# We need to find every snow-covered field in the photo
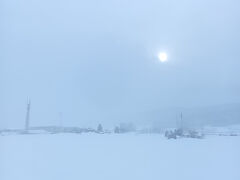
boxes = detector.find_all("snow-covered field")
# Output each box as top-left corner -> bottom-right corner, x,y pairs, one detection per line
0,134 -> 240,180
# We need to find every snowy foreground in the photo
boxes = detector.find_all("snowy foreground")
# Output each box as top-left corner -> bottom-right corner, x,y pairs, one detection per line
0,134 -> 240,180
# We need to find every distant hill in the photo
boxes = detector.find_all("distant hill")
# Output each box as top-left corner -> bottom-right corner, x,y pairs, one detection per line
134,103 -> 240,128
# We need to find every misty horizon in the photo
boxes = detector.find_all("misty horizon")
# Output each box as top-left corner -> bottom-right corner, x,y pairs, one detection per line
1,0 -> 240,129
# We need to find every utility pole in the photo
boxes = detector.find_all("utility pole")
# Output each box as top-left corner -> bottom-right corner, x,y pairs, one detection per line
58,112 -> 62,127
180,112 -> 183,129
25,100 -> 31,132
176,113 -> 179,128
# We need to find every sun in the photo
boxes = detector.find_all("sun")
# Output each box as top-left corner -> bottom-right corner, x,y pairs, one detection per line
158,52 -> 168,62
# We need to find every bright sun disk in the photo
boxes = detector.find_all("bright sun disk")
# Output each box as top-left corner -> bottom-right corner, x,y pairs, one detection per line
158,52 -> 168,62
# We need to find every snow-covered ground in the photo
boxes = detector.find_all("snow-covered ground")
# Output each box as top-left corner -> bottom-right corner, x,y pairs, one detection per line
0,134 -> 240,180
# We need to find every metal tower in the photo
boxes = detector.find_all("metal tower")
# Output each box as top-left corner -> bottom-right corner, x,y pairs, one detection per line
25,100 -> 31,131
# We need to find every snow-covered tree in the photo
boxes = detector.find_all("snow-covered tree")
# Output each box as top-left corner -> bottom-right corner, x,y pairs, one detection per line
114,126 -> 120,133
97,124 -> 103,132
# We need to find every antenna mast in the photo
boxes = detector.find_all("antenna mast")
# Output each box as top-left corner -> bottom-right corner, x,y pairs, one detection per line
25,100 -> 31,132
180,112 -> 183,129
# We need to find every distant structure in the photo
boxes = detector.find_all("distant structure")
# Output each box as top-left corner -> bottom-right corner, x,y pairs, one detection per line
58,112 -> 63,127
180,112 -> 183,129
176,112 -> 184,129
25,100 -> 31,132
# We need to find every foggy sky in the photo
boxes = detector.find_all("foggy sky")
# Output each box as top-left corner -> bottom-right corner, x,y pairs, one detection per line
1,0 -> 240,128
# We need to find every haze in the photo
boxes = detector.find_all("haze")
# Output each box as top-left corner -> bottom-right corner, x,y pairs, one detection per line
1,0 -> 240,128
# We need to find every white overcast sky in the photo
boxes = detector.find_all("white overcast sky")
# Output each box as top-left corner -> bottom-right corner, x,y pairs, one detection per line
1,0 -> 240,128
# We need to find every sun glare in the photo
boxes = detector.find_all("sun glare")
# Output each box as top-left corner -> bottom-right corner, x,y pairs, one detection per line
158,52 -> 168,62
